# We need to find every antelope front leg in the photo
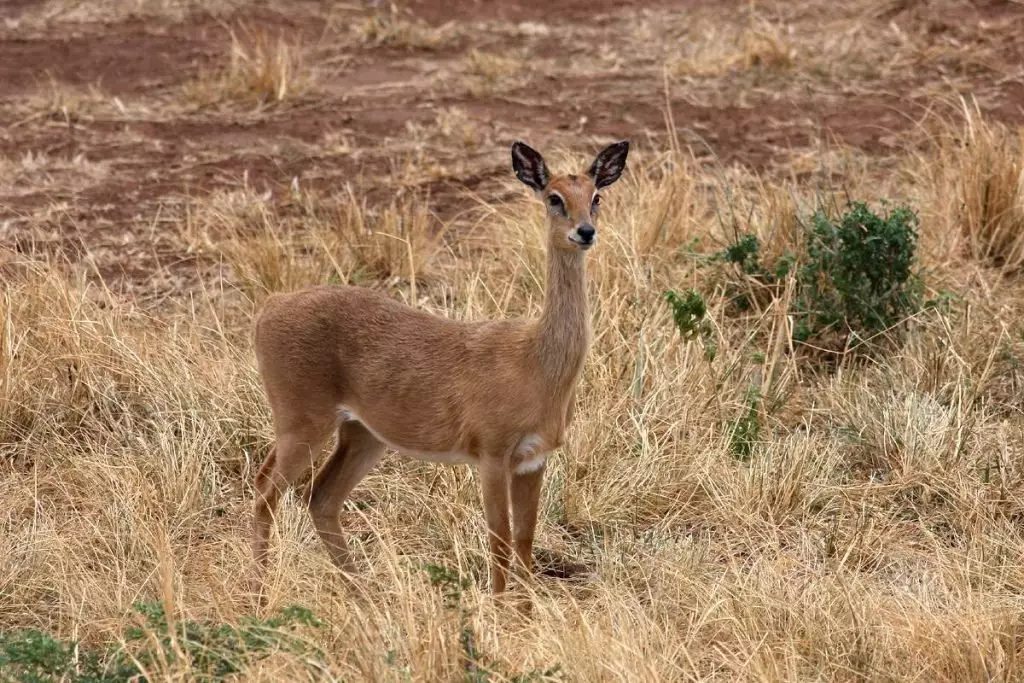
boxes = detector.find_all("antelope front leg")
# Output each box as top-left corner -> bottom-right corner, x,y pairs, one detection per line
478,458 -> 512,594
511,465 -> 545,578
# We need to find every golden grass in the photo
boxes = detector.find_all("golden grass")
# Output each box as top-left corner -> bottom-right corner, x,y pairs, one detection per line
190,186 -> 447,305
5,0 -> 1024,677
5,99 -> 1024,680
668,17 -> 797,79
184,24 -> 312,108
348,4 -> 460,51
926,99 -> 1024,271
23,0 -> 243,24
459,49 -> 532,97
660,1 -> 1005,99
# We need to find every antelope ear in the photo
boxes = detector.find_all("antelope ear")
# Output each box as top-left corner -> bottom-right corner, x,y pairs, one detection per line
587,141 -> 629,189
511,141 -> 550,192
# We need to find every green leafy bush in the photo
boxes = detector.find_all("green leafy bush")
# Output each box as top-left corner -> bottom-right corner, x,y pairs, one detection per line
794,201 -> 923,346
0,629 -> 115,683
665,201 -> 926,460
710,200 -> 926,352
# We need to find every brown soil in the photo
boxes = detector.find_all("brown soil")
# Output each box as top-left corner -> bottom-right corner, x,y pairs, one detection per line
2,0 -> 1023,295
401,0 -> 735,24
1,29 -> 208,95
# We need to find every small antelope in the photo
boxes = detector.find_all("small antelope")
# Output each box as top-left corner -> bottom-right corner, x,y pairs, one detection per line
251,140 -> 629,594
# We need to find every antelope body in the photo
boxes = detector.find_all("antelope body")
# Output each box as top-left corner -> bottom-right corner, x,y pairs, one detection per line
251,140 -> 629,594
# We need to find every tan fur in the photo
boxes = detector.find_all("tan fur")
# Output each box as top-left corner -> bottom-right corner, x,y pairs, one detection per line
249,141 -> 628,596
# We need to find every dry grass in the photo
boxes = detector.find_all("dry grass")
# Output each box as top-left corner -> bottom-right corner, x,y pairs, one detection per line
661,1 -> 1011,101
916,98 -> 1024,271
6,100 -> 1024,680
667,17 -> 798,79
184,24 -> 313,108
459,49 -> 532,97
0,150 -> 109,198
184,185 -> 447,305
5,0 -> 1024,680
348,4 -> 460,51
23,0 -> 243,24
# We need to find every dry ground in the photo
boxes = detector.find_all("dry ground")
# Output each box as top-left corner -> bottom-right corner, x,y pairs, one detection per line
3,0 -> 1024,680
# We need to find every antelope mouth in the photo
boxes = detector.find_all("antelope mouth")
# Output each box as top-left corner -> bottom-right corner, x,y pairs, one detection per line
568,234 -> 595,249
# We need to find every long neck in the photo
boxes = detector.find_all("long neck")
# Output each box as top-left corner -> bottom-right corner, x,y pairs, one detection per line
538,245 -> 590,386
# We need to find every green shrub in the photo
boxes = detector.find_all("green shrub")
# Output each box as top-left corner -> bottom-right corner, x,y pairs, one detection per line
124,601 -> 323,681
666,201 -> 926,460
0,629 -> 112,683
794,201 -> 923,346
711,200 -> 925,352
727,385 -> 761,462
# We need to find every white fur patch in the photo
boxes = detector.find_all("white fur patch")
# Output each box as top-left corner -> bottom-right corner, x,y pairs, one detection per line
513,433 -> 549,474
514,454 -> 548,475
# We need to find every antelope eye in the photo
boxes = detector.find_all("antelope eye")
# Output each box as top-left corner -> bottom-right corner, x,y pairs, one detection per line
547,194 -> 565,214
591,194 -> 601,213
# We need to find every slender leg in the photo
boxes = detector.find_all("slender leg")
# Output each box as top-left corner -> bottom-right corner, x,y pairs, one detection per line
511,465 -> 545,577
251,428 -> 328,591
251,444 -> 278,574
308,422 -> 385,572
478,457 -> 513,594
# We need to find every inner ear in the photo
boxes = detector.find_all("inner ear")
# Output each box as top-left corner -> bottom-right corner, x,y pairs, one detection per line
587,141 -> 630,189
511,141 -> 550,192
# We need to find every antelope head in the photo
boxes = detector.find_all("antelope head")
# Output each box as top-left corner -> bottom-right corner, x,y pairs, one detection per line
511,140 -> 630,252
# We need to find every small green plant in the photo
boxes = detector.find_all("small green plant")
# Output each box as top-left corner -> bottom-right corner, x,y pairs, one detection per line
664,288 -> 706,339
0,629 -> 118,682
419,561 -> 473,609
663,288 -> 717,360
0,602 -> 324,683
125,601 -> 324,680
713,234 -> 795,311
727,386 -> 761,461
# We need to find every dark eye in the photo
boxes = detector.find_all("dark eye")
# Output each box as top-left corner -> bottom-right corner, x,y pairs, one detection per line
547,194 -> 565,214
591,194 -> 601,213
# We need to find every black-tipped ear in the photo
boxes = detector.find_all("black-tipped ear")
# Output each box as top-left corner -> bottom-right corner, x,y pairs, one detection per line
511,141 -> 550,192
587,141 -> 629,189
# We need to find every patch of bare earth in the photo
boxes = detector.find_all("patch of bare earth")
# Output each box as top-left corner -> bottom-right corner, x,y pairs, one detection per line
3,0 -> 1022,296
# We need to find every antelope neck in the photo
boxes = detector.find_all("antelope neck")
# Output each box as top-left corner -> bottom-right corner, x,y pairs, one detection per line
537,243 -> 590,386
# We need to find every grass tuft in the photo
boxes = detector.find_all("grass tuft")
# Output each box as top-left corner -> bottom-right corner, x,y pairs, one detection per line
184,24 -> 311,108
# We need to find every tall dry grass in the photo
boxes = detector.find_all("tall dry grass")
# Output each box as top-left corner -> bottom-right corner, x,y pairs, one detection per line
913,98 -> 1024,272
183,24 -> 313,108
186,185 -> 447,306
4,107 -> 1024,681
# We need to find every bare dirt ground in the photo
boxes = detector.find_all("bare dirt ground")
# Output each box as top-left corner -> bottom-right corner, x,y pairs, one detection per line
3,0 -> 1022,295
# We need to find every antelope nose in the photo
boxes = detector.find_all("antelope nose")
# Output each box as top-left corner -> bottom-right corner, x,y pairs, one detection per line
577,225 -> 596,243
